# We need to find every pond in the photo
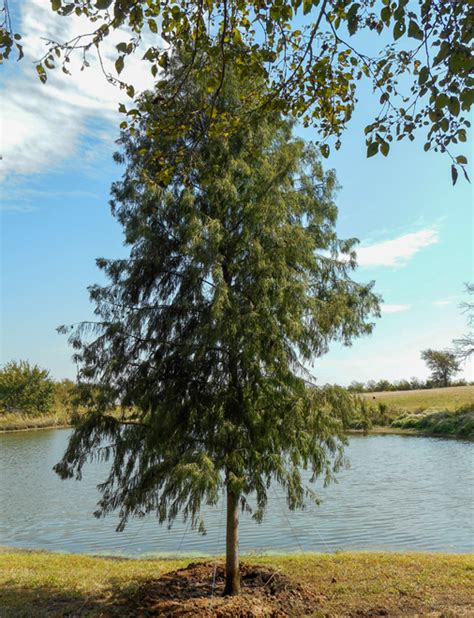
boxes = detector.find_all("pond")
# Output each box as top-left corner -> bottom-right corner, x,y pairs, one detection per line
0,429 -> 472,556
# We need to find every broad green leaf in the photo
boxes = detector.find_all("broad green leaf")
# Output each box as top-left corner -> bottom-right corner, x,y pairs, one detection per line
451,164 -> 458,185
367,141 -> 378,157
393,19 -> 406,41
320,144 -> 330,158
408,20 -> 423,41
96,0 -> 113,9
418,66 -> 429,85
435,93 -> 448,110
380,141 -> 390,157
381,6 -> 391,24
448,97 -> 460,116
115,56 -> 124,75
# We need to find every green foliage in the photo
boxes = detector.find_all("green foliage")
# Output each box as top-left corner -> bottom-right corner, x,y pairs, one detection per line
6,0 -> 472,180
53,378 -> 78,411
0,360 -> 54,414
0,0 -> 23,63
391,406 -> 474,438
421,348 -> 461,388
348,376 -> 437,393
55,59 -> 379,544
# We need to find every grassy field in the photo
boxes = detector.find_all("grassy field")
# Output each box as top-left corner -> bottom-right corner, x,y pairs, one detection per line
357,385 -> 474,438
0,549 -> 472,616
363,385 -> 474,412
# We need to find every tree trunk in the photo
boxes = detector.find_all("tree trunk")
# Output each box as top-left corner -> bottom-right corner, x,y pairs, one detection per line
223,486 -> 241,595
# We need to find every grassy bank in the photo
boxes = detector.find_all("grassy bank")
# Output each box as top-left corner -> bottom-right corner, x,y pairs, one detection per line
0,410 -> 71,432
0,549 -> 472,616
358,385 -> 474,439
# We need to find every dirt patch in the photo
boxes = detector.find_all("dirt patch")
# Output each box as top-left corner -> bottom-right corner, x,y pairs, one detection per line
110,561 -> 323,617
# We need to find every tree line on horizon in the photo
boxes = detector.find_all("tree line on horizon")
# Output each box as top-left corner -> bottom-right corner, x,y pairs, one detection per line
347,376 -> 472,394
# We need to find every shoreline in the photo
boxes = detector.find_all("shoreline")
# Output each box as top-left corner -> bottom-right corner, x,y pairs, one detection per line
0,417 -> 71,433
1,544 -> 473,558
2,420 -> 470,440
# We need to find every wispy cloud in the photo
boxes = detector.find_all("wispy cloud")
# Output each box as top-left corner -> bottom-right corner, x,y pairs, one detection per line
356,228 -> 439,267
381,304 -> 411,314
433,299 -> 452,307
0,0 -> 154,180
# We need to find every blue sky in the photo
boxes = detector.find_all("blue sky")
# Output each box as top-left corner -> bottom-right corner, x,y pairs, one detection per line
1,0 -> 473,385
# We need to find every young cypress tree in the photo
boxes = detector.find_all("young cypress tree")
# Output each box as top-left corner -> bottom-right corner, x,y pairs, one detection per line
55,57 -> 380,595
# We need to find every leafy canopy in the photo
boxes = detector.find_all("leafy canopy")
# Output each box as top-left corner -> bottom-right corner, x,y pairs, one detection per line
0,360 -> 55,414
421,348 -> 461,388
55,59 -> 380,535
2,0 -> 472,182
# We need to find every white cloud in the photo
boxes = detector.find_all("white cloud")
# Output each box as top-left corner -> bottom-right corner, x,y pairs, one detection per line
356,228 -> 439,267
381,304 -> 411,314
0,0 -> 155,180
433,300 -> 451,307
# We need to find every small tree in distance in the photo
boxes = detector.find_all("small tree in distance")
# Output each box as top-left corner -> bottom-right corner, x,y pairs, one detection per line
54,57 -> 380,595
421,349 -> 461,388
0,360 -> 54,414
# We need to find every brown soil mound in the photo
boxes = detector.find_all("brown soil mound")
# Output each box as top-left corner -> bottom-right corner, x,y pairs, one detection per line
113,561 -> 323,617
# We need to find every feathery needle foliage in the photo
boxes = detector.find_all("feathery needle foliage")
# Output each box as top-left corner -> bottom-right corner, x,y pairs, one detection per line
55,56 -> 380,595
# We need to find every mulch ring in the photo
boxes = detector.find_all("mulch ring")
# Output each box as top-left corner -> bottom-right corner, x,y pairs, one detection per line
112,561 -> 324,617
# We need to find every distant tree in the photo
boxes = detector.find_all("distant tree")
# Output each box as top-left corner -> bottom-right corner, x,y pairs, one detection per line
409,376 -> 424,390
0,360 -> 54,414
347,381 -> 366,393
404,380 -> 413,390
54,59 -> 379,595
453,283 -> 474,362
54,378 -> 78,410
374,379 -> 394,392
365,380 -> 377,392
421,349 -> 461,388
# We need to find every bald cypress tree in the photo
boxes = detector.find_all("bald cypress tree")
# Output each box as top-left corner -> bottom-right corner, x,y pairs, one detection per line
55,57 -> 380,595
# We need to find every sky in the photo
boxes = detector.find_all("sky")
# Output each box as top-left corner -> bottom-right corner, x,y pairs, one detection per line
1,0 -> 473,386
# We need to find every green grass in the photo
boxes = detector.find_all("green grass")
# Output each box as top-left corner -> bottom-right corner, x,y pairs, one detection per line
0,549 -> 472,616
0,410 -> 71,432
363,385 -> 474,412
356,385 -> 474,438
391,406 -> 474,437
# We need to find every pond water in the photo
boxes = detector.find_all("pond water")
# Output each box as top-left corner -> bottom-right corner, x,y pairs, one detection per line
0,429 -> 472,556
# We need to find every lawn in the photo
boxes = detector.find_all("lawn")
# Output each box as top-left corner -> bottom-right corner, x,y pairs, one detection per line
0,549 -> 472,616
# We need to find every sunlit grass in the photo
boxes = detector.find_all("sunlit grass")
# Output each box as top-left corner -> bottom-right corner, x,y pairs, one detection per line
0,549 -> 472,616
0,410 -> 70,432
363,385 -> 474,412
